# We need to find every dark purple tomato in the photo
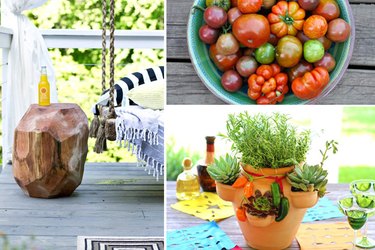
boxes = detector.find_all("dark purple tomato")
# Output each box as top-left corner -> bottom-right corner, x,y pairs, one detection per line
298,0 -> 320,11
288,60 -> 314,83
317,36 -> 332,50
236,56 -> 258,77
221,70 -> 243,92
314,52 -> 336,72
216,33 -> 240,55
204,6 -> 228,29
199,25 -> 220,44
327,18 -> 351,43
268,33 -> 279,46
228,7 -> 242,24
313,0 -> 340,22
296,31 -> 311,44
243,48 -> 255,56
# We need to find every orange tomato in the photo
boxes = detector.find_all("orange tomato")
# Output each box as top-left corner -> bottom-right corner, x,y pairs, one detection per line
303,15 -> 328,39
268,1 -> 306,38
238,0 -> 262,14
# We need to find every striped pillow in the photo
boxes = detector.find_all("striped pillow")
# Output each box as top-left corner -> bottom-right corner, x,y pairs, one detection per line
92,66 -> 164,115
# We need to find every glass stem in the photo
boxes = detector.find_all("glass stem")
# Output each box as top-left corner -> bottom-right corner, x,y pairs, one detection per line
353,229 -> 357,250
362,222 -> 368,238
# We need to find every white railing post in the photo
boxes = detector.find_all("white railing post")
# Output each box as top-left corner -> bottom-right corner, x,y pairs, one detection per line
2,48 -> 8,169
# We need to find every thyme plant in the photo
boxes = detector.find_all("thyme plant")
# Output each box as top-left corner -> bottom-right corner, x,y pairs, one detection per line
223,112 -> 311,169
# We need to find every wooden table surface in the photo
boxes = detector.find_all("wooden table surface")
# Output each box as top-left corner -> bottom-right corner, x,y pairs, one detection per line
166,182 -> 375,249
167,0 -> 375,104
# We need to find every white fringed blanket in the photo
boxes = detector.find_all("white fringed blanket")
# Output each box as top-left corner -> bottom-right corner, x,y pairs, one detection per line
115,106 -> 164,180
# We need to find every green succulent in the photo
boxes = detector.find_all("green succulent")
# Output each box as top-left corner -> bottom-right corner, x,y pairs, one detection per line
207,154 -> 240,185
244,190 -> 278,218
287,140 -> 338,198
287,164 -> 328,197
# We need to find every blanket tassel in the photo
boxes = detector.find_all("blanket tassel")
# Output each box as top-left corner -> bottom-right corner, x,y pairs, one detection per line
94,118 -> 107,153
89,115 -> 100,138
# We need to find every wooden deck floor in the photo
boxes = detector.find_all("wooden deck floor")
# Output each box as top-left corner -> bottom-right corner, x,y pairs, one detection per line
0,163 -> 164,250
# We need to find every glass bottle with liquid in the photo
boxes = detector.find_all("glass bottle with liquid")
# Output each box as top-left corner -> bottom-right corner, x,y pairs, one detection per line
197,136 -> 216,192
176,158 -> 200,201
38,66 -> 50,106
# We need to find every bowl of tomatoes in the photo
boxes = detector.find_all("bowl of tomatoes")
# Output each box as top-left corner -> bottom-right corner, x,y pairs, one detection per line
187,0 -> 355,104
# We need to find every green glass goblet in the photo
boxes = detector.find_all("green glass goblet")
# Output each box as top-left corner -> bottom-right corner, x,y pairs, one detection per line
350,179 -> 375,248
338,195 -> 375,249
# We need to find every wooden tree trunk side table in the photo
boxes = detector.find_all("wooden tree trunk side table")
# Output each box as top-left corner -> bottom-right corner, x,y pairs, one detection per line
13,103 -> 89,198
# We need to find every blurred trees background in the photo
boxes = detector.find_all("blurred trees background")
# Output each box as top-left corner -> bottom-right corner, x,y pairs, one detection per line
20,0 -> 164,162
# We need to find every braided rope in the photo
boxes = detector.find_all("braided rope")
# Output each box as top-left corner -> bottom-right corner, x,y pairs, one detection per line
101,0 -> 107,92
108,0 -> 116,117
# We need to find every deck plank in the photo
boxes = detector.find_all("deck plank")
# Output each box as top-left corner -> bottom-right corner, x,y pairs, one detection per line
0,163 -> 164,249
167,63 -> 375,104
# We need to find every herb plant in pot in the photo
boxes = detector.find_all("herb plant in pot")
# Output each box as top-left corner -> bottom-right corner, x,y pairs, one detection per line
209,112 -> 335,250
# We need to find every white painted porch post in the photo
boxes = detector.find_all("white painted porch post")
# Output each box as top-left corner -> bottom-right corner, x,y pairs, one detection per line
2,48 -> 9,169
1,0 -> 8,168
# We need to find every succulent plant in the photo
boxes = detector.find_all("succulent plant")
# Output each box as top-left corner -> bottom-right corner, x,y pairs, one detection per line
286,140 -> 338,197
287,164 -> 328,197
244,190 -> 278,218
207,153 -> 240,185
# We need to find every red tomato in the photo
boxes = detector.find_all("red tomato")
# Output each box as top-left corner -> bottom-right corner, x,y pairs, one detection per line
209,44 -> 242,72
303,15 -> 328,39
313,0 -> 340,22
292,67 -> 330,99
238,0 -> 262,14
233,14 -> 271,48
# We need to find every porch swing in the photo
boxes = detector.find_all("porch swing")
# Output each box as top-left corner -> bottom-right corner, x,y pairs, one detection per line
89,0 -> 165,180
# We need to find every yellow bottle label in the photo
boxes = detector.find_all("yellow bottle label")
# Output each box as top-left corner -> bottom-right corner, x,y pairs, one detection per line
38,75 -> 50,106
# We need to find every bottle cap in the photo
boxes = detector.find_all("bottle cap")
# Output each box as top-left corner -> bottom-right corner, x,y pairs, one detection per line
41,66 -> 47,74
205,136 -> 216,144
182,157 -> 193,170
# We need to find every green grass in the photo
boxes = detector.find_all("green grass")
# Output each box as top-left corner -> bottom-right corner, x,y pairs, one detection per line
342,107 -> 375,136
339,166 -> 375,183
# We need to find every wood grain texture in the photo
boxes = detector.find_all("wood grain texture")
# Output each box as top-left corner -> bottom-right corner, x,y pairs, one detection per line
0,163 -> 164,249
166,0 -> 375,104
13,103 -> 89,198
166,182 -> 375,250
167,63 -> 375,104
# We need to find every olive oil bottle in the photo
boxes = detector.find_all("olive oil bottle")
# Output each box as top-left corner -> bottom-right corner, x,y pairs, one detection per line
38,66 -> 50,106
197,136 -> 216,192
176,158 -> 200,201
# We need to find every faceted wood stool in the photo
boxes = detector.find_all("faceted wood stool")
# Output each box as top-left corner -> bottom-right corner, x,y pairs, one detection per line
13,103 -> 89,198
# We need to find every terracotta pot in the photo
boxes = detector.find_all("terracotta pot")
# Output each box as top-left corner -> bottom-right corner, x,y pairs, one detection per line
246,214 -> 275,228
290,190 -> 319,208
216,164 -> 318,250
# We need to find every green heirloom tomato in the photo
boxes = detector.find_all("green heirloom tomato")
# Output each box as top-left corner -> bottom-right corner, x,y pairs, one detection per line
276,35 -> 302,68
304,40 -> 325,63
254,43 -> 275,64
206,0 -> 231,11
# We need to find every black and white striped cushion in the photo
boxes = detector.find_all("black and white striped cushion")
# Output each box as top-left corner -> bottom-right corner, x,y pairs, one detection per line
92,66 -> 164,115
